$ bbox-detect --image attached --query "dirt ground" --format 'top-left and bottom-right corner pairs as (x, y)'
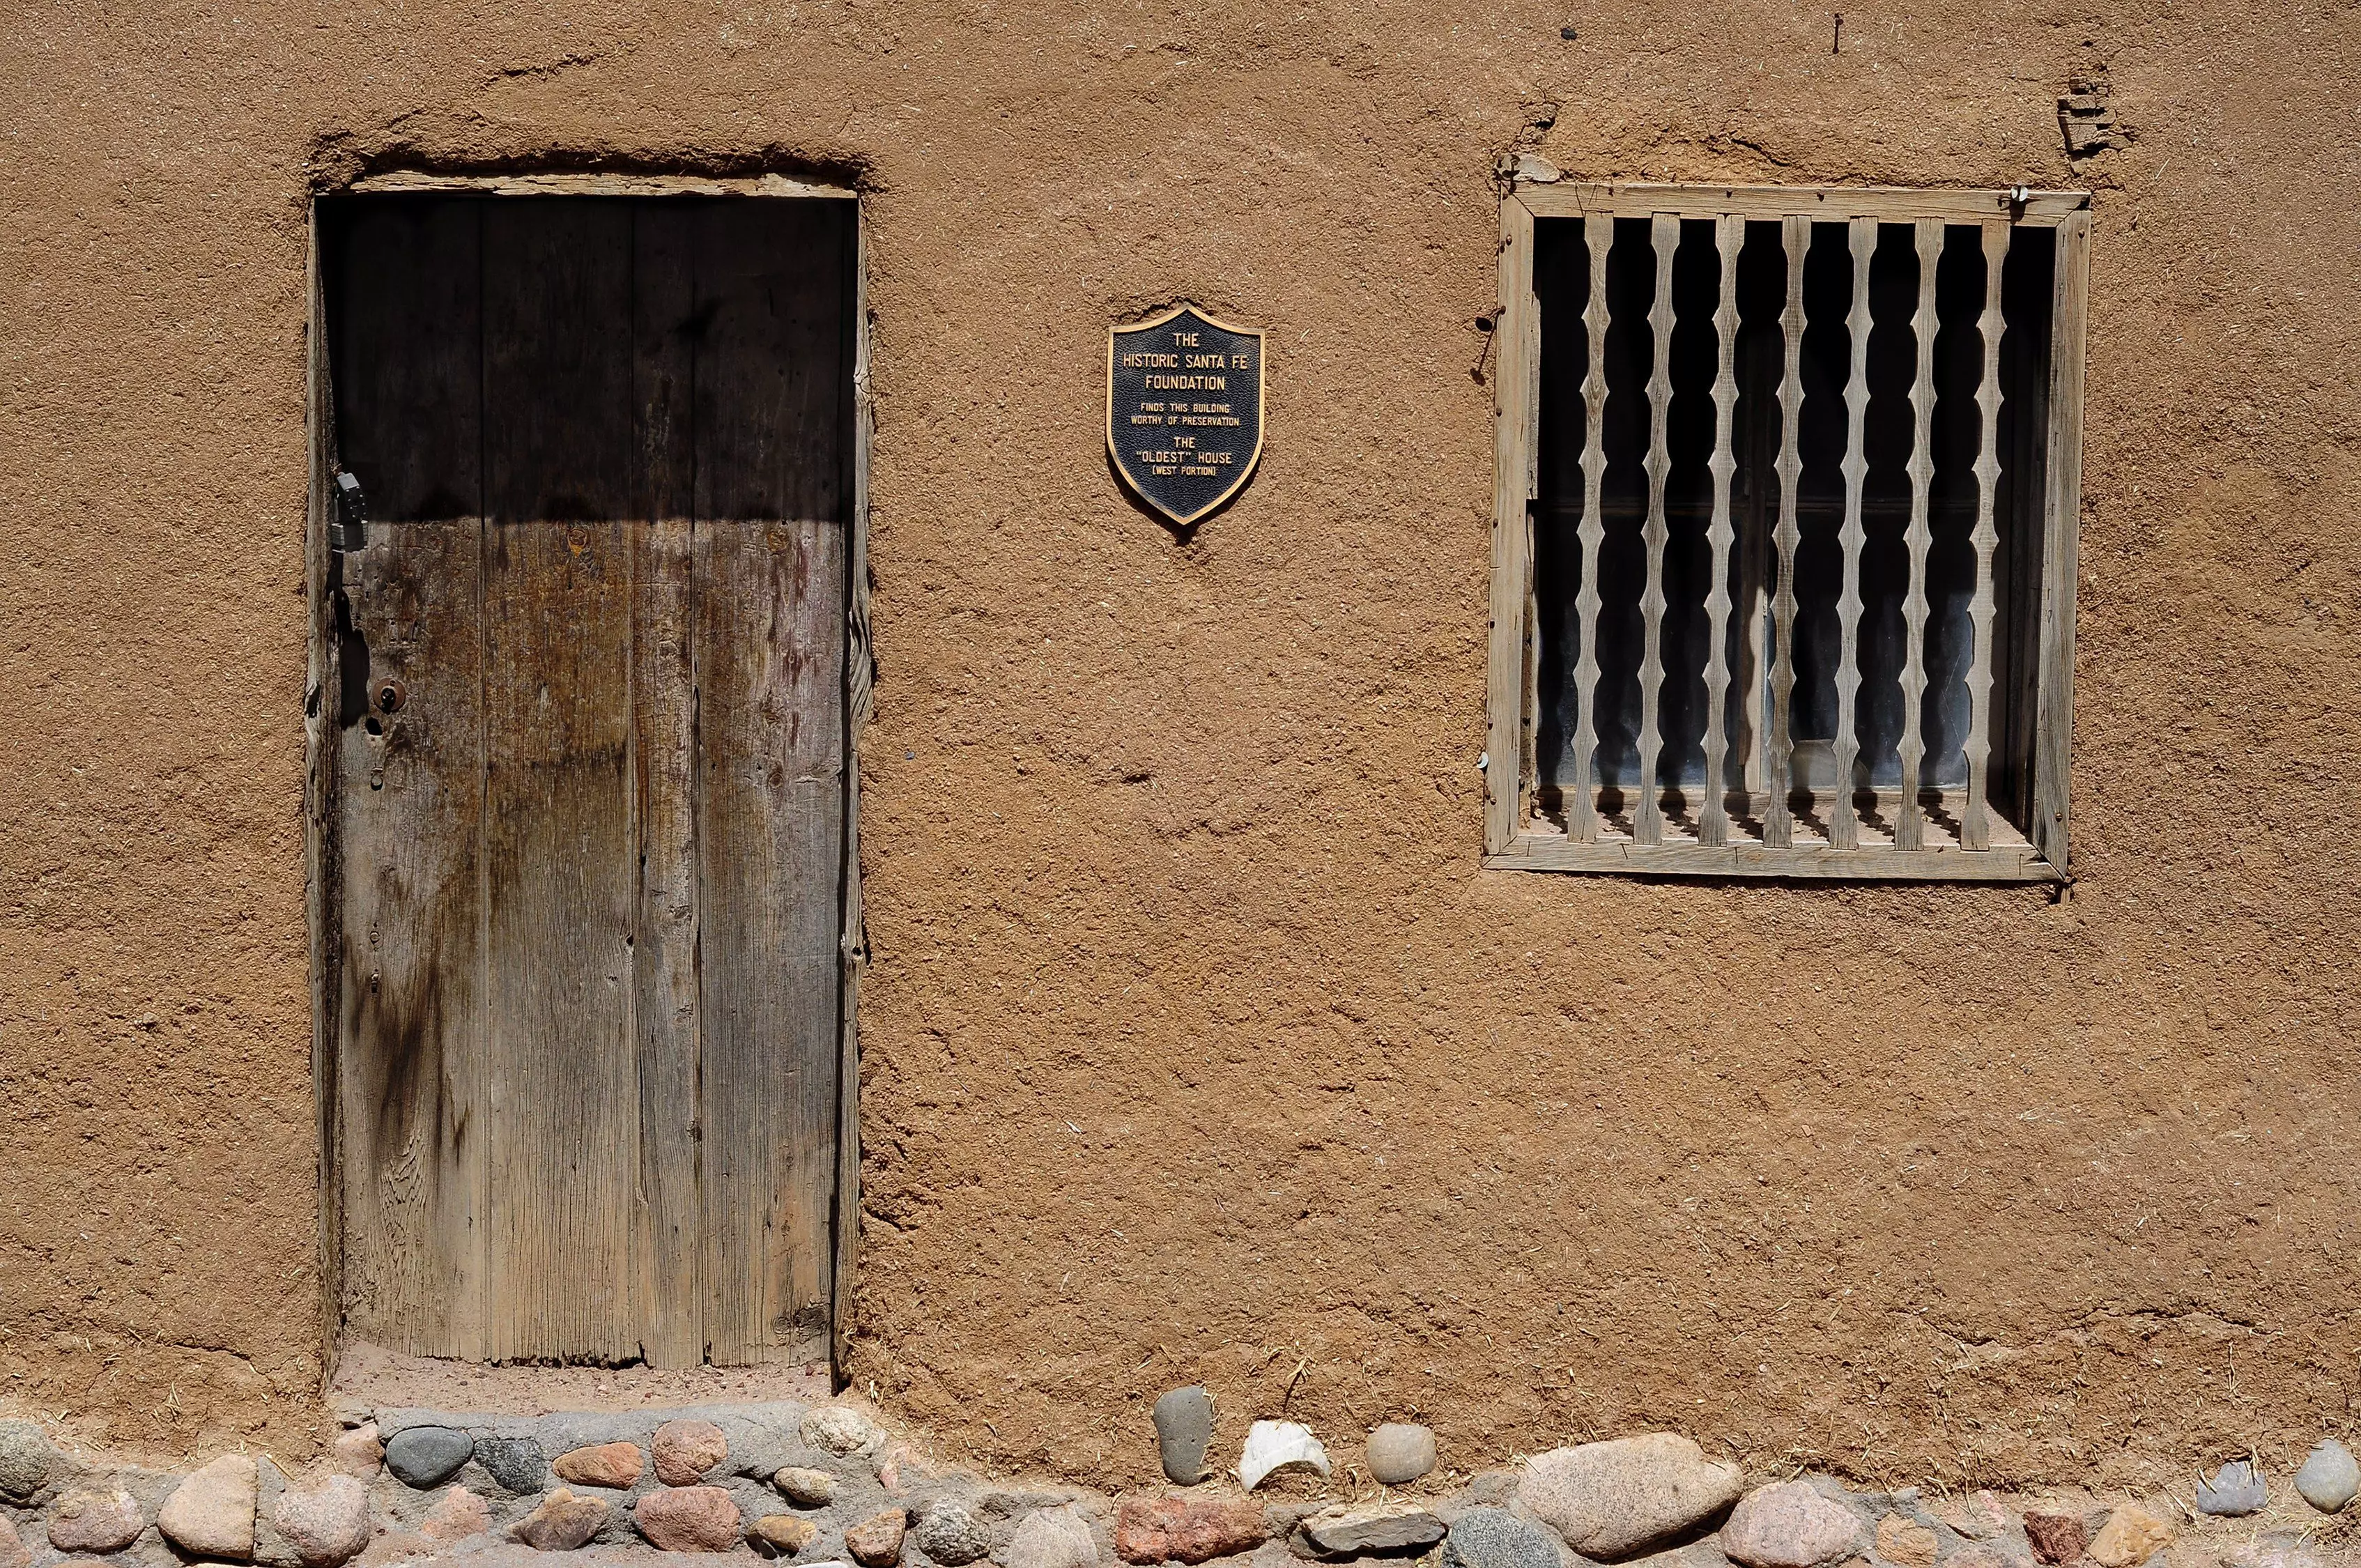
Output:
(328, 1344), (831, 1419)
(2, 0), (2358, 1493)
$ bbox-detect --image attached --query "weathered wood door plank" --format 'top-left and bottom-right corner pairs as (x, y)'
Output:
(480, 200), (641, 1364)
(629, 208), (707, 1370)
(328, 197), (491, 1361)
(693, 201), (851, 1365)
(336, 521), (491, 1360)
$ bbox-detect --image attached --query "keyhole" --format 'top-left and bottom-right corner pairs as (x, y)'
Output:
(376, 678), (407, 714)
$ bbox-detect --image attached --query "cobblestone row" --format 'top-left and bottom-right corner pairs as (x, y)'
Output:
(0, 1409), (2351, 1568)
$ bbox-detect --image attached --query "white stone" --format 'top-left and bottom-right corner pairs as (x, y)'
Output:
(1238, 1421), (1330, 1491)
(913, 1500), (991, 1566)
(2223, 1537), (2327, 1568)
(803, 1406), (884, 1458)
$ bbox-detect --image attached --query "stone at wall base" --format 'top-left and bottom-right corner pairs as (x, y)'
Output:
(160, 1454), (260, 1560)
(844, 1509), (909, 1567)
(553, 1441), (644, 1490)
(636, 1486), (744, 1553)
(1298, 1502), (1444, 1558)
(0, 1422), (58, 1505)
(1153, 1389), (1217, 1486)
(1001, 1506), (1096, 1568)
(272, 1474), (372, 1567)
(1115, 1496), (1264, 1565)
(1519, 1434), (1743, 1560)
(512, 1488), (608, 1552)
(753, 1515), (822, 1557)
(47, 1488), (145, 1555)
(652, 1420), (731, 1487)
(1364, 1426), (1436, 1487)
(1719, 1482), (1862, 1568)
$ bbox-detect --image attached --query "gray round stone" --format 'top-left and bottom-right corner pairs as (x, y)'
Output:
(2198, 1459), (2268, 1516)
(913, 1500), (991, 1566)
(0, 1420), (57, 1502)
(1440, 1507), (1558, 1568)
(2295, 1440), (2359, 1514)
(1366, 1424), (1438, 1486)
(1152, 1387), (1215, 1486)
(474, 1436), (548, 1496)
(384, 1427), (474, 1490)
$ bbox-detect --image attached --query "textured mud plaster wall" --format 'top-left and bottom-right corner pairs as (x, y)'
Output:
(4, 0), (2359, 1486)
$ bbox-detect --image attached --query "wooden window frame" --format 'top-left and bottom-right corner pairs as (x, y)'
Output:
(300, 170), (873, 1383)
(1484, 180), (2091, 881)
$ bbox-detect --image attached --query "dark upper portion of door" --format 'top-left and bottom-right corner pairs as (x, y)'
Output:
(321, 194), (855, 1367)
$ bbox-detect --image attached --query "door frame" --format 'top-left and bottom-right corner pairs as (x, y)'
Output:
(301, 169), (872, 1383)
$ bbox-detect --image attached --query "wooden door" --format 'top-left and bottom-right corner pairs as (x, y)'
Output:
(321, 194), (854, 1366)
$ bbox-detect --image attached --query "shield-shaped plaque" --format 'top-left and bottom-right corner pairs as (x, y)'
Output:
(1106, 305), (1265, 525)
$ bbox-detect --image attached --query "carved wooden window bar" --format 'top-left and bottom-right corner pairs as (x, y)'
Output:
(1486, 182), (2091, 879)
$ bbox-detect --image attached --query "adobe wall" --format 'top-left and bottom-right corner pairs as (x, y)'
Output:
(3, 0), (2357, 1489)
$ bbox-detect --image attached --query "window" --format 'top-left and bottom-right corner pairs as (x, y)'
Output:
(1485, 180), (2090, 879)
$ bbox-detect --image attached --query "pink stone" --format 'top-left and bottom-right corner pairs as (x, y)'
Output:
(272, 1473), (372, 1567)
(635, 1486), (744, 1553)
(160, 1454), (259, 1559)
(652, 1420), (730, 1487)
(1874, 1515), (1937, 1568)
(47, 1487), (145, 1554)
(845, 1509), (910, 1568)
(1719, 1482), (1864, 1568)
(1521, 1435), (1744, 1560)
(0, 1514), (30, 1568)
(331, 1424), (385, 1482)
(512, 1489), (608, 1552)
(551, 1441), (644, 1490)
(1114, 1497), (1265, 1566)
(420, 1487), (491, 1546)
(1937, 1493), (2009, 1543)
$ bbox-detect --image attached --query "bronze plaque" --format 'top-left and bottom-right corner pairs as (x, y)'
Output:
(1107, 305), (1265, 525)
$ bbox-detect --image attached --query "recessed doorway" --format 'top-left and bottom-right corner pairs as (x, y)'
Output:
(312, 183), (859, 1369)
